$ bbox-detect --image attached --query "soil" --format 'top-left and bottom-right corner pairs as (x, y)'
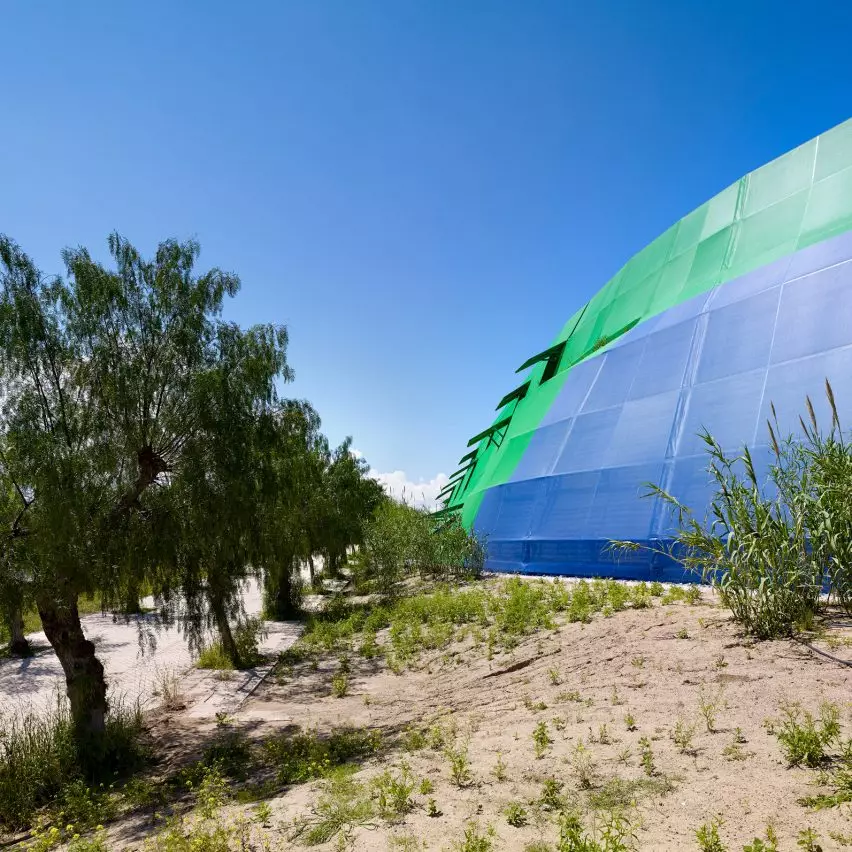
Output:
(85, 582), (852, 850)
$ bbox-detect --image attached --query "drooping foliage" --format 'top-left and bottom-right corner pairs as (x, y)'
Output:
(0, 233), (385, 740)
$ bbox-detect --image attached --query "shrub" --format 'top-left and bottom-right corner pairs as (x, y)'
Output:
(0, 701), (144, 831)
(359, 501), (485, 596)
(775, 702), (839, 768)
(617, 385), (852, 638)
(233, 617), (267, 667)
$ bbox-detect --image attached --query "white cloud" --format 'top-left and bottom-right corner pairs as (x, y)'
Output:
(372, 469), (450, 511)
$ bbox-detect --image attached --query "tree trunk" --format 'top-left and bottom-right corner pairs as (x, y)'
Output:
(209, 591), (240, 668)
(326, 550), (340, 579)
(37, 594), (107, 738)
(123, 576), (142, 615)
(8, 606), (30, 656)
(268, 557), (299, 620)
(308, 555), (316, 588)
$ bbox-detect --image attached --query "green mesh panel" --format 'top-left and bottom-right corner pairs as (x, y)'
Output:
(451, 118), (852, 526)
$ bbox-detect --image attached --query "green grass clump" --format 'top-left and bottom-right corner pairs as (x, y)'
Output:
(263, 727), (381, 784)
(0, 701), (145, 831)
(196, 643), (235, 671)
(290, 768), (375, 846)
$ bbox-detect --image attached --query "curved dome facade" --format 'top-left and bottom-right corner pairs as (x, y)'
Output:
(443, 118), (852, 580)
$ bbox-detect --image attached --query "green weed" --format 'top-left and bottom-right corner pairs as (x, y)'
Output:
(504, 801), (528, 827)
(533, 721), (552, 758)
(775, 702), (839, 768)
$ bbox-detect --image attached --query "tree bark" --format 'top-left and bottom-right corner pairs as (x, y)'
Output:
(37, 593), (107, 738)
(209, 591), (240, 668)
(123, 576), (142, 615)
(268, 557), (299, 620)
(308, 555), (316, 588)
(8, 606), (30, 656)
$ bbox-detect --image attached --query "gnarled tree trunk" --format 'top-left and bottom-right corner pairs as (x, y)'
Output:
(8, 606), (30, 656)
(37, 593), (107, 738)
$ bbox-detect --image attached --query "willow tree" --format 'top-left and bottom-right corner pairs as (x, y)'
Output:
(0, 233), (291, 742)
(318, 438), (386, 578)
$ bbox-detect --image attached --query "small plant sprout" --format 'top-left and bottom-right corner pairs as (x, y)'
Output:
(548, 668), (561, 685)
(677, 627), (690, 639)
(492, 751), (507, 782)
(454, 823), (495, 852)
(638, 736), (656, 776)
(504, 801), (528, 827)
(743, 824), (779, 852)
(427, 798), (442, 818)
(331, 672), (349, 698)
(571, 742), (596, 789)
(611, 686), (624, 706)
(539, 778), (564, 811)
(695, 817), (727, 852)
(714, 654), (728, 670)
(445, 742), (473, 788)
(624, 713), (637, 731)
(419, 777), (434, 795)
(533, 721), (552, 758)
(672, 718), (697, 754)
(631, 656), (645, 669)
(797, 828), (823, 851)
(253, 800), (272, 825)
(698, 684), (727, 733)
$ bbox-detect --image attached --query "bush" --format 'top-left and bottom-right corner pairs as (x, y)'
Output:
(0, 700), (145, 831)
(775, 702), (839, 768)
(357, 501), (485, 596)
(635, 384), (852, 639)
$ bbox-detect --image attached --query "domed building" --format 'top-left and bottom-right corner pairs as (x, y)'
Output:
(441, 118), (852, 580)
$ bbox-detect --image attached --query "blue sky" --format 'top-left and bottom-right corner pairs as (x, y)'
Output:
(3, 1), (852, 504)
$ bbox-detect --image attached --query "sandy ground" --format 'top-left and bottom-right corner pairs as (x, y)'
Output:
(0, 579), (302, 719)
(230, 587), (852, 851)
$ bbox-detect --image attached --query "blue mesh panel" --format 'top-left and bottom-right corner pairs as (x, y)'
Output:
(759, 346), (852, 438)
(786, 227), (852, 281)
(529, 470), (600, 539)
(482, 227), (852, 580)
(493, 479), (546, 540)
(553, 407), (620, 474)
(604, 391), (680, 467)
(539, 359), (601, 427)
(581, 339), (645, 412)
(589, 463), (664, 539)
(772, 263), (852, 364)
(628, 319), (696, 399)
(677, 370), (765, 456)
(696, 288), (779, 383)
(509, 422), (572, 483)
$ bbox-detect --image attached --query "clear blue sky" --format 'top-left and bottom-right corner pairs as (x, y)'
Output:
(3, 1), (852, 491)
